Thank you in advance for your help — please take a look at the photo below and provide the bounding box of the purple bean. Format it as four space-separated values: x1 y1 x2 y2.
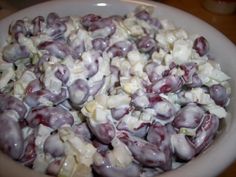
149 17 162 29
173 103 205 129
152 75 183 94
117 122 150 138
180 62 197 83
107 40 132 57
32 16 45 35
89 18 116 37
73 123 92 142
54 64 70 84
47 21 67 39
144 62 162 82
26 106 74 129
0 94 27 118
111 107 129 120
68 79 89 106
9 20 29 38
2 43 31 63
109 65 120 90
25 79 42 94
0 112 24 159
147 93 163 106
19 134 36 167
92 140 109 155
86 60 99 79
71 42 85 59
135 10 151 21
93 160 140 177
193 36 209 57
137 36 156 53
81 14 101 29
89 77 105 96
38 41 70 59
153 99 176 120
186 73 202 88
87 120 115 144
92 38 109 51
24 88 68 108
46 159 63 176
44 133 64 157
209 84 229 107
192 114 219 154
34 54 50 74
46 12 60 26
118 132 170 170
171 134 196 161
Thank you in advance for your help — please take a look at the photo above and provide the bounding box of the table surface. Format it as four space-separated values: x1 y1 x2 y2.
0 0 235 177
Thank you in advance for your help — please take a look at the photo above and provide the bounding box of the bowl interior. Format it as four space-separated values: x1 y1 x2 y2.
0 0 236 177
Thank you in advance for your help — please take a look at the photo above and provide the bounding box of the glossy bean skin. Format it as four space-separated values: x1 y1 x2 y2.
38 41 70 59
89 77 105 96
92 38 109 51
32 16 45 35
144 62 162 83
118 132 169 170
25 79 42 95
151 75 183 94
192 114 219 154
24 87 68 108
209 84 229 107
93 160 140 177
46 12 60 26
0 94 27 118
73 122 92 142
107 40 133 57
26 106 74 129
9 20 31 39
47 21 67 39
44 133 64 157
137 36 156 53
2 43 31 63
46 159 63 176
87 120 116 144
89 18 116 37
54 64 70 84
193 36 209 57
81 14 101 29
19 133 36 167
68 79 89 106
153 99 176 121
179 62 197 83
172 103 205 129
0 112 24 160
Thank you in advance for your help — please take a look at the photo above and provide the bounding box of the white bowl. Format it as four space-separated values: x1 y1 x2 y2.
0 0 236 177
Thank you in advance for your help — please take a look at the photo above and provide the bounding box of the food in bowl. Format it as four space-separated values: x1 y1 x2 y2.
0 5 231 177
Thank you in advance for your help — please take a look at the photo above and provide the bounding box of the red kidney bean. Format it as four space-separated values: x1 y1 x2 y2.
186 73 202 88
19 133 36 168
0 94 27 118
147 93 163 106
24 87 68 108
2 43 31 63
46 159 63 176
0 112 24 160
32 16 45 35
54 64 70 84
137 36 156 53
44 133 64 157
73 122 92 142
81 14 101 29
38 41 70 59
92 38 109 51
209 84 229 107
144 62 162 82
85 59 99 79
47 21 67 39
9 20 31 39
152 75 183 94
71 42 85 59
68 79 89 106
25 79 42 95
92 140 109 155
173 103 205 129
93 160 140 177
107 40 133 57
118 132 169 169
26 106 74 129
111 106 129 120
87 120 116 144
135 10 151 21
89 77 105 96
192 114 219 154
153 99 176 120
171 134 196 161
117 122 150 138
179 62 197 83
193 36 209 57
46 12 60 26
